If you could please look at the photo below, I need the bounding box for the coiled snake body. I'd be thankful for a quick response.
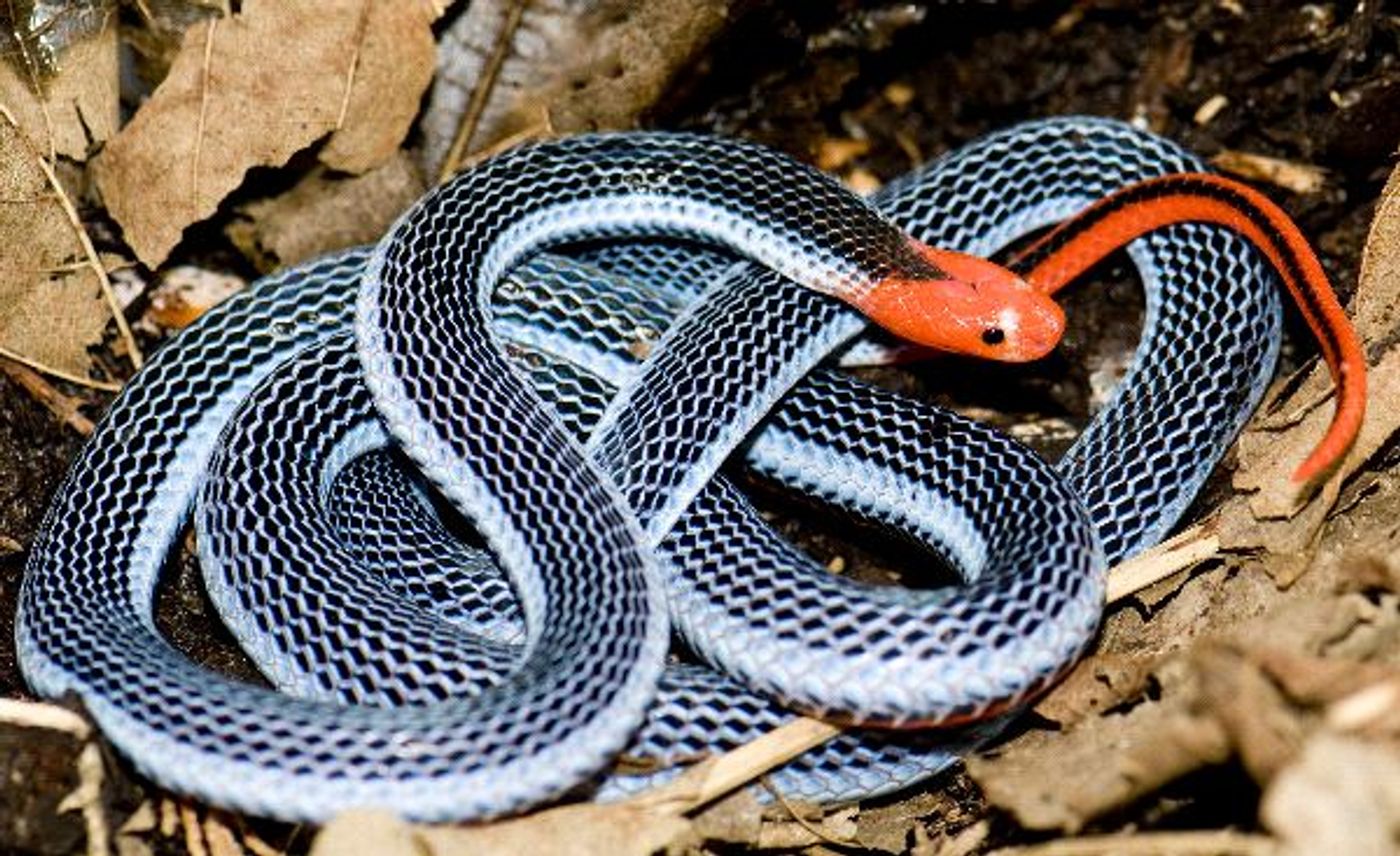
[19,117,1355,821]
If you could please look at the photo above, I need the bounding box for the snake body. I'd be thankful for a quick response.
[18,118,1285,821]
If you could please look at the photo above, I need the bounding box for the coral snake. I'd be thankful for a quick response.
[16,118,1364,821]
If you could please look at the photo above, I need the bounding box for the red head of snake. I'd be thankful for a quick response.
[855,242,1066,362]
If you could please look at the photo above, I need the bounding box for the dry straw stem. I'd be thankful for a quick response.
[636,717,844,814]
[180,802,209,856]
[437,0,530,183]
[0,99,142,377]
[1105,520,1220,603]
[14,112,144,371]
[0,346,120,393]
[446,108,556,177]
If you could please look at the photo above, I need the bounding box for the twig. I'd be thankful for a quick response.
[159,801,180,840]
[159,798,179,838]
[1321,0,1379,92]
[59,744,111,856]
[193,18,217,220]
[0,346,121,392]
[202,812,244,856]
[240,826,287,856]
[1106,521,1220,603]
[336,1,372,131]
[437,0,530,183]
[131,0,156,27]
[0,357,97,434]
[0,698,91,737]
[449,108,555,174]
[761,777,858,849]
[615,520,1222,817]
[638,717,843,813]
[30,147,144,370]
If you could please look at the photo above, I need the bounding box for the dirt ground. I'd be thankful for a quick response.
[0,1,1397,854]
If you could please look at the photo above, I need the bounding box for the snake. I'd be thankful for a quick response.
[16,117,1364,822]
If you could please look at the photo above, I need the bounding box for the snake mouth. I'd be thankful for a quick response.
[856,245,1066,362]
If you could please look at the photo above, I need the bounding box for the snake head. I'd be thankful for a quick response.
[856,243,1065,362]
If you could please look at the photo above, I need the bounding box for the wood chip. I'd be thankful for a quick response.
[1211,150,1328,195]
[1193,93,1229,125]
[816,138,870,172]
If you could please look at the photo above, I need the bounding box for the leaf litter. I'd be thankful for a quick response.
[0,3,1398,855]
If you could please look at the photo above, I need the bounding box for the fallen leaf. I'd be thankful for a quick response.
[1261,735,1400,856]
[966,657,1232,833]
[95,0,438,267]
[318,1,438,174]
[1031,654,1154,727]
[0,4,118,160]
[227,150,425,271]
[970,538,1400,833]
[0,106,110,378]
[424,0,739,177]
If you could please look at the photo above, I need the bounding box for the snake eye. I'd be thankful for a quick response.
[981,327,1006,346]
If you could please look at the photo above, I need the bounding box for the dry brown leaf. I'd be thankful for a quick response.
[1031,654,1154,727]
[0,107,110,378]
[95,0,438,267]
[1261,735,1400,856]
[971,546,1400,833]
[0,16,118,160]
[227,151,425,271]
[1190,643,1305,783]
[424,0,739,175]
[966,670,1233,832]
[318,1,438,174]
[1255,648,1399,709]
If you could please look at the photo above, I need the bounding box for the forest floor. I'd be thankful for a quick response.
[0,1,1398,854]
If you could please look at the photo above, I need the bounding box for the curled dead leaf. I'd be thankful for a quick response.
[1261,735,1400,856]
[227,151,425,272]
[425,0,739,176]
[0,106,111,380]
[0,7,118,160]
[95,0,439,267]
